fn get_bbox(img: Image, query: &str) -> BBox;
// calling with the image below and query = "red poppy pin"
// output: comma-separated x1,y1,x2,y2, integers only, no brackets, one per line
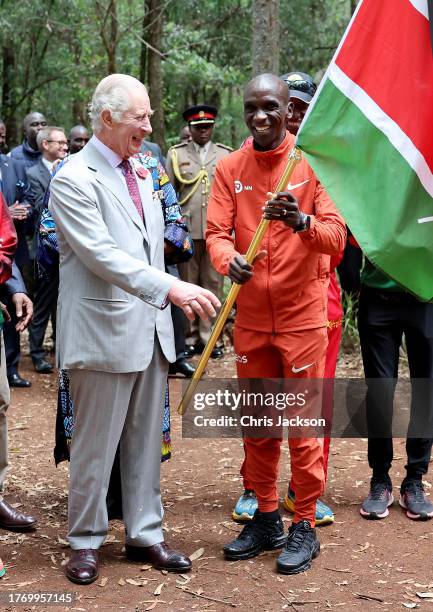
135,166,149,180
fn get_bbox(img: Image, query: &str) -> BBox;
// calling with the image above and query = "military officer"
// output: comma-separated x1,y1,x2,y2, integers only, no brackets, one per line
166,105,231,358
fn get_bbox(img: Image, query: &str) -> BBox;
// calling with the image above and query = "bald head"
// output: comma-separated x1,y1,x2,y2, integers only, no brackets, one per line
243,73,290,151
23,111,47,149
244,73,289,106
69,124,90,154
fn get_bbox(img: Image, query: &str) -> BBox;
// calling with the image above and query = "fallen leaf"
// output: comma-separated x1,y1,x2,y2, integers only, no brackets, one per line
402,604,418,609
154,582,165,596
103,534,121,545
416,592,433,599
99,577,108,587
126,578,142,586
189,547,204,561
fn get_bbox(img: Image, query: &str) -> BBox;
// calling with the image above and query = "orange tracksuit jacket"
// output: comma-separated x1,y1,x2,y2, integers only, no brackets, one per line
205,132,346,524
206,131,346,333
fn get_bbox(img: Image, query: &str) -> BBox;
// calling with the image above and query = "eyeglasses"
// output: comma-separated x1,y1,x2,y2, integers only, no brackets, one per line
47,140,68,146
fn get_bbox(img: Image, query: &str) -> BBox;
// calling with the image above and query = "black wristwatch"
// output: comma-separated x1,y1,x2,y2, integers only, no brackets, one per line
294,212,311,233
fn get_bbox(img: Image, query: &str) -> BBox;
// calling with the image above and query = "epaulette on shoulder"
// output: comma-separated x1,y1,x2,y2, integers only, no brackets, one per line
171,142,188,149
216,143,233,152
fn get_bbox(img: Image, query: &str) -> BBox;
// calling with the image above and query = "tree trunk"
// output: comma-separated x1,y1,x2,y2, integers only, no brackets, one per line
146,0,166,152
228,85,237,149
139,0,149,84
2,45,18,147
71,39,87,125
107,0,118,73
251,0,280,76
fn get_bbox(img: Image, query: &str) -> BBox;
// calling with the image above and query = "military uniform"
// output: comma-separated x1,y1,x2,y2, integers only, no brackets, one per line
166,118,231,348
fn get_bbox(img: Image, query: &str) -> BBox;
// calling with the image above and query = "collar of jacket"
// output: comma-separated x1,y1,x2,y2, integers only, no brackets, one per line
22,140,41,159
250,131,294,162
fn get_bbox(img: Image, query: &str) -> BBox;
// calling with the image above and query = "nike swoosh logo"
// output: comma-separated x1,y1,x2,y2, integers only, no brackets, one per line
291,362,314,374
286,179,311,190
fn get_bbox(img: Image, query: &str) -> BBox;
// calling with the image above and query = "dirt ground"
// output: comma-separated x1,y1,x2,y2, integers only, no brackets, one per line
1,340,432,612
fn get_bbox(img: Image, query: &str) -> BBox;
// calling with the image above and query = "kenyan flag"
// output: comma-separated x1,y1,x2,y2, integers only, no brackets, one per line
297,0,433,300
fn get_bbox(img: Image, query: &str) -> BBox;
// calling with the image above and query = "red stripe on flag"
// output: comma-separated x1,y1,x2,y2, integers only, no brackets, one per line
335,0,433,172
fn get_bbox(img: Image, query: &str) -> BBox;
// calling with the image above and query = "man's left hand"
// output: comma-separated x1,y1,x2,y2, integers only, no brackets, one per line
12,293,33,332
263,191,302,229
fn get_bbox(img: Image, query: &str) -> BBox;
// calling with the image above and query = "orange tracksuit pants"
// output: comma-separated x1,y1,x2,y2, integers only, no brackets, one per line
235,326,327,527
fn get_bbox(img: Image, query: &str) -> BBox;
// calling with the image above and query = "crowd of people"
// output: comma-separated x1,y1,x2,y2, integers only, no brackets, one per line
0,68,432,586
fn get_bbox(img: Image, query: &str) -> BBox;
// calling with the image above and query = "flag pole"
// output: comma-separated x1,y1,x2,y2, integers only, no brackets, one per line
177,146,302,416
428,0,433,55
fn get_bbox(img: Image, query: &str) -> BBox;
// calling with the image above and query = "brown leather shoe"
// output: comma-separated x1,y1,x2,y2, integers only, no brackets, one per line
66,549,99,585
125,541,192,572
0,498,37,532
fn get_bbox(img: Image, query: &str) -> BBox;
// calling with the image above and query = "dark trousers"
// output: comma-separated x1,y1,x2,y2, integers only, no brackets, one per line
3,300,20,377
3,261,32,377
28,270,59,361
166,264,187,361
358,287,433,483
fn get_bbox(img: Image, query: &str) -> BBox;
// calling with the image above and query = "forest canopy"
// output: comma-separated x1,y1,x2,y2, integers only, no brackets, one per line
0,0,356,150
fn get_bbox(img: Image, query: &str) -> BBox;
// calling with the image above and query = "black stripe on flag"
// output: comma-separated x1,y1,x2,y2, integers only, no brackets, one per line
429,0,433,55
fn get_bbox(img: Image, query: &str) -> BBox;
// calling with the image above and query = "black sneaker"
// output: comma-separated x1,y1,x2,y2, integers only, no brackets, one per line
276,519,320,575
400,480,433,520
360,478,394,519
223,510,286,560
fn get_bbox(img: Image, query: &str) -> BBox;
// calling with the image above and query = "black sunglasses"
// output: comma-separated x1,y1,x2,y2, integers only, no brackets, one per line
284,79,317,98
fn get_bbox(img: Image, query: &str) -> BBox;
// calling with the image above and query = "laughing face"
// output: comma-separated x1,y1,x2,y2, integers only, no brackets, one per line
102,86,153,159
243,75,289,151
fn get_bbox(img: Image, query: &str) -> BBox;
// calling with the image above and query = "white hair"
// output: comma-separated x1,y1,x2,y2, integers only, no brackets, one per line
36,126,65,150
88,74,147,131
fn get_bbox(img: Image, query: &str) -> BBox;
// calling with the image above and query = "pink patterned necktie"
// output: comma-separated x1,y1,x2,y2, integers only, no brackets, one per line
120,159,144,222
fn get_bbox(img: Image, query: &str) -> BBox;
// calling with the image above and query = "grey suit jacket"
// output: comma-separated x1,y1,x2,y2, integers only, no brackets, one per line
49,140,177,373
27,159,51,216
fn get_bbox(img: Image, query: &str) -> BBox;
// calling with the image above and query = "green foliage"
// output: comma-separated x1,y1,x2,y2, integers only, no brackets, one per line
341,291,360,351
0,0,354,148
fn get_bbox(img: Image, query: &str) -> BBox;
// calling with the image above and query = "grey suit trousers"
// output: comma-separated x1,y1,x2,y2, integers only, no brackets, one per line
0,333,10,498
67,339,168,550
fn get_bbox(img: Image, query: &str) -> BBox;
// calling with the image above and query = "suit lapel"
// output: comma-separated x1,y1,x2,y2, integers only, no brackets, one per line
188,142,202,168
0,156,13,204
38,161,51,187
132,158,160,263
83,142,149,247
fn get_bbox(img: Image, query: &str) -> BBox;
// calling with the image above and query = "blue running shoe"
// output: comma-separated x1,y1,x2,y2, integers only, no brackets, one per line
283,488,334,526
232,490,258,522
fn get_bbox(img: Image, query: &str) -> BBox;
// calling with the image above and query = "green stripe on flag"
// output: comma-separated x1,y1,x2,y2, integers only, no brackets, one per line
297,79,433,301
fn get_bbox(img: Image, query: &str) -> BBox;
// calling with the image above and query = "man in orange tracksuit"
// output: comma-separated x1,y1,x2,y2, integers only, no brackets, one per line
206,74,345,574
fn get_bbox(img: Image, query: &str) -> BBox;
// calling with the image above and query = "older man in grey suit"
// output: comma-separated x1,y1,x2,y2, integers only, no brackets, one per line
49,74,220,585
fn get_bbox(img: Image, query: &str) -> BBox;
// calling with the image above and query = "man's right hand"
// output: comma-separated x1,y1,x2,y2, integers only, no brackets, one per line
9,201,30,221
168,279,221,322
228,251,267,285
